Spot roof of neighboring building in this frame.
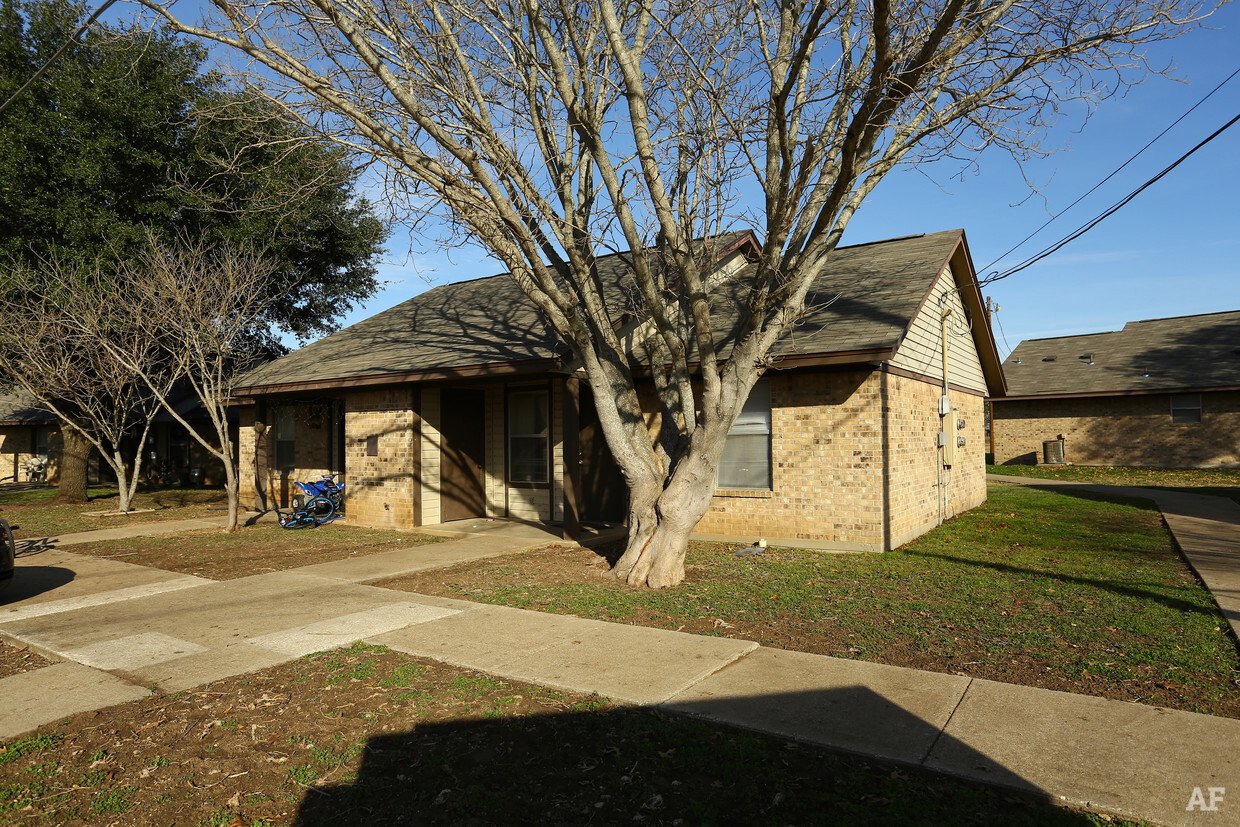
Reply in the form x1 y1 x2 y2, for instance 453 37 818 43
1000 310 1240 398
237 229 995 394
0 391 56 425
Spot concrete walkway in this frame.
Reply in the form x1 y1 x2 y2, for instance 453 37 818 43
0 522 1237 825
989 473 1240 640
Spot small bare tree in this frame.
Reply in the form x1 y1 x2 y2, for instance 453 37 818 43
140 0 1209 584
0 259 174 512
87 236 281 531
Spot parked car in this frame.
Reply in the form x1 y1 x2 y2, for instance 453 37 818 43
0 519 16 593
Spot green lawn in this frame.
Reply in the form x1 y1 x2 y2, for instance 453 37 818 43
383 484 1240 717
0 486 229 537
987 464 1240 504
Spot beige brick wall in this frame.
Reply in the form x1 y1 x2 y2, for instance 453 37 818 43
694 369 886 549
247 401 337 509
345 388 418 529
236 409 261 509
0 424 65 483
691 368 986 550
992 390 1240 468
884 374 986 547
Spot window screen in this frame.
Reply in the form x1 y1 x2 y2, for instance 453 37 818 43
1170 394 1201 424
718 380 772 490
508 390 549 483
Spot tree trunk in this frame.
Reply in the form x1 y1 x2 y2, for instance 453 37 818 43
113 451 132 513
52 427 90 504
223 461 240 532
611 461 718 588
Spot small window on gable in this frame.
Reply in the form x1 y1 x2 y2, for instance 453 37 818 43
274 408 296 470
718 380 772 490
365 435 379 457
1171 394 1202 424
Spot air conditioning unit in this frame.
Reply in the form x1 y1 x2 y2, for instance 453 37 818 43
1042 438 1066 465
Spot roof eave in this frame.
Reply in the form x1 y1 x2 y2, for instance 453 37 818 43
233 356 564 397
995 384 1240 401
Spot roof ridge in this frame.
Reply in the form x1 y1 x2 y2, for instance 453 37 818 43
1015 329 1122 345
412 230 757 294
1126 308 1240 326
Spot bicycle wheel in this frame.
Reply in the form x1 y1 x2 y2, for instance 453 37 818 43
277 509 311 530
305 496 335 525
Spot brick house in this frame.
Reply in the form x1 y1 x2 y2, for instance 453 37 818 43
991 310 1240 468
233 229 1005 551
0 390 232 486
0 392 60 483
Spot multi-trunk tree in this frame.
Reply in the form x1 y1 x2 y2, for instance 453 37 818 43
139 0 1208 585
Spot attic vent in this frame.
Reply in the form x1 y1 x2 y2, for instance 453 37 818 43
1079 352 1095 365
1041 356 1057 362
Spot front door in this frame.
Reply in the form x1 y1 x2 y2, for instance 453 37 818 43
440 388 487 521
578 387 627 524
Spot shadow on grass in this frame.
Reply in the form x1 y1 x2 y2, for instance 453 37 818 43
294 688 1099 826
904 548 1216 618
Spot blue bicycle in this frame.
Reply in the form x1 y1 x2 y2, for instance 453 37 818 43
277 473 346 529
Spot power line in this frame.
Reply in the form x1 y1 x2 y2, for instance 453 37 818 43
0 0 120 117
981 110 1240 286
980 66 1240 274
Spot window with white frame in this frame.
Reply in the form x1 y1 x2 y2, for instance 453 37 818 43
508 390 549 484
1170 394 1202 424
718 380 772 490
274 408 296 470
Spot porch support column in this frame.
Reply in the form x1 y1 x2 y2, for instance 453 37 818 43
562 375 581 541
411 386 423 527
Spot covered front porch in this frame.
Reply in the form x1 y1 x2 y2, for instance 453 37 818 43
237 374 629 541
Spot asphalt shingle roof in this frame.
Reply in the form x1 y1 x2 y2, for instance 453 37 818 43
237 230 965 391
0 391 55 425
1002 310 1240 396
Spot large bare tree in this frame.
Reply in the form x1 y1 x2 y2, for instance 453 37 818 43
84 237 281 531
140 0 1206 585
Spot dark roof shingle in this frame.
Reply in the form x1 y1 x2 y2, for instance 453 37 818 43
1001 310 1240 396
237 230 964 391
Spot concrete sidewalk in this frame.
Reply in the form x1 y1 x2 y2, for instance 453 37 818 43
989 473 1240 640
0 524 1236 825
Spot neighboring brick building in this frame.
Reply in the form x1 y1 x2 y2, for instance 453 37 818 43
991 310 1240 469
0 392 61 483
234 230 1005 551
0 390 231 486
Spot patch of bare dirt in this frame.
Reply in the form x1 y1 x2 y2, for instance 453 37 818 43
63 524 443 580
0 641 50 679
0 645 1108 826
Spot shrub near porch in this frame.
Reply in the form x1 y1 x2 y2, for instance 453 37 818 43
382 484 1240 718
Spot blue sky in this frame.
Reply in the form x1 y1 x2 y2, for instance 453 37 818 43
122 1 1240 358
